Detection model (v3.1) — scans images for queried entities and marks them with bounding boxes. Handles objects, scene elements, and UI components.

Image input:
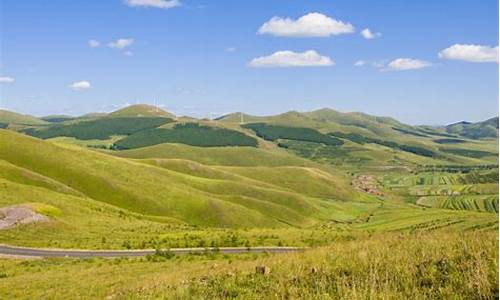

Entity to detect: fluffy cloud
[125,0,180,9]
[69,80,91,91]
[438,44,498,63]
[354,60,366,67]
[386,58,432,71]
[0,76,15,83]
[360,28,381,39]
[258,13,354,37]
[88,39,100,48]
[249,50,334,68]
[108,38,134,50]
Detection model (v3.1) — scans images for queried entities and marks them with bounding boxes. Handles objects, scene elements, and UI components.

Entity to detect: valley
[0,104,497,299]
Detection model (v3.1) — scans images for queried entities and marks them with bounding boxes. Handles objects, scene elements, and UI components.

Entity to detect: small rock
[255,265,271,275]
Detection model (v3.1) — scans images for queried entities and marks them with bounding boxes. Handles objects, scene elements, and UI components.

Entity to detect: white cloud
[108,38,134,50]
[360,28,381,39]
[225,47,237,52]
[258,12,354,37]
[438,44,499,63]
[88,39,100,48]
[354,60,366,66]
[386,58,432,71]
[125,0,180,9]
[354,60,386,68]
[69,80,91,91]
[372,61,385,69]
[0,76,15,83]
[249,50,334,68]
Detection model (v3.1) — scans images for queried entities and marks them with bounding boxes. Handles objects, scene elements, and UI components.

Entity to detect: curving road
[0,244,304,258]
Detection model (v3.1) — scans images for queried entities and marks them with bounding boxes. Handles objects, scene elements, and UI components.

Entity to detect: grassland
[0,229,497,299]
[0,105,497,299]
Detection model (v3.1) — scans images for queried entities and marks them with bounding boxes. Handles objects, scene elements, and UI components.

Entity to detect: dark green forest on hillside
[242,123,343,146]
[330,132,436,157]
[23,117,173,140]
[440,147,496,158]
[114,123,258,149]
[433,138,466,144]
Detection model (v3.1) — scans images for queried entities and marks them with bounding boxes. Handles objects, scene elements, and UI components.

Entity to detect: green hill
[112,143,313,166]
[445,117,499,139]
[114,123,258,149]
[0,129,367,231]
[109,104,176,118]
[4,106,496,170]
[0,109,48,125]
[23,117,173,140]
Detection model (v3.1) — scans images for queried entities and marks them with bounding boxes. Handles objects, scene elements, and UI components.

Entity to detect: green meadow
[0,105,497,299]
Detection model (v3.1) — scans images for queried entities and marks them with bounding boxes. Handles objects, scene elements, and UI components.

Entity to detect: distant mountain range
[0,104,497,170]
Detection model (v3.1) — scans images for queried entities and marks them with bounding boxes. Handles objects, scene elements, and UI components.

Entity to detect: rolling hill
[109,104,176,118]
[0,129,371,232]
[4,106,498,173]
[445,117,499,139]
[0,109,48,126]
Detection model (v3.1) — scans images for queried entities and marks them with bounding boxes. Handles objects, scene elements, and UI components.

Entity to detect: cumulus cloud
[249,50,334,68]
[108,38,134,50]
[386,58,432,71]
[125,0,180,9]
[360,28,381,39]
[438,44,498,63]
[0,76,15,83]
[258,12,354,37]
[354,60,366,67]
[69,80,91,91]
[88,39,100,48]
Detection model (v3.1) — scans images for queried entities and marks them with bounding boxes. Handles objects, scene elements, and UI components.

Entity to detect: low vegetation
[23,117,172,140]
[114,123,258,149]
[0,105,497,299]
[330,132,436,157]
[242,123,343,146]
[0,230,496,299]
[440,147,496,158]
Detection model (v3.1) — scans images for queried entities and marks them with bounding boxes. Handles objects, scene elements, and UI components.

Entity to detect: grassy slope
[0,229,497,299]
[0,109,48,125]
[108,104,176,118]
[0,129,370,230]
[111,143,314,166]
[218,109,499,169]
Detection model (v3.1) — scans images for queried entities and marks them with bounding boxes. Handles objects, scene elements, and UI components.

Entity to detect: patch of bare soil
[352,175,383,196]
[0,205,49,230]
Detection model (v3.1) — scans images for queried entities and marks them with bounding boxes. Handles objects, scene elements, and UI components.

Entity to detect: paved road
[0,244,304,258]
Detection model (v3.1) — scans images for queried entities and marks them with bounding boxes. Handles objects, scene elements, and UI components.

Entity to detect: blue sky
[0,0,498,125]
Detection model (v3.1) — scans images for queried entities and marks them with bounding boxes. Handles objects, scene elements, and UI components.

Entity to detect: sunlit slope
[112,143,314,166]
[0,130,366,227]
[0,178,183,249]
[108,104,176,118]
[0,109,48,125]
[219,109,498,167]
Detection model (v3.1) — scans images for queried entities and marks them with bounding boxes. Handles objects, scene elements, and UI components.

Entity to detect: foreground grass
[0,229,497,299]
